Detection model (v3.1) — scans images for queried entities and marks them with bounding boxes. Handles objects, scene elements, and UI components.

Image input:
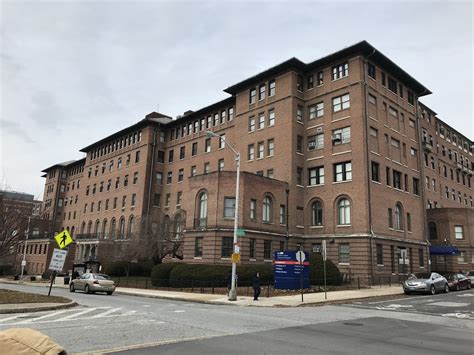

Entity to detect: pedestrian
[227,270,232,295]
[252,272,261,301]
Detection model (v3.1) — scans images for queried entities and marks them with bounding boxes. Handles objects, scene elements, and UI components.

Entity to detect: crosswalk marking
[15,310,72,324]
[55,308,97,321]
[91,308,122,318]
[0,314,26,323]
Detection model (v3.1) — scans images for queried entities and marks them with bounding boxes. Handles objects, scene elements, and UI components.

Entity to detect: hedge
[151,263,181,287]
[309,253,343,286]
[103,260,153,277]
[0,265,14,276]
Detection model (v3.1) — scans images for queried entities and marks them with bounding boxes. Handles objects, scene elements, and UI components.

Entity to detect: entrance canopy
[429,245,460,256]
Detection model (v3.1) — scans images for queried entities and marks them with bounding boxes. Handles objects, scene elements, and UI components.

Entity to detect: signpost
[322,240,327,300]
[47,248,68,296]
[296,250,305,302]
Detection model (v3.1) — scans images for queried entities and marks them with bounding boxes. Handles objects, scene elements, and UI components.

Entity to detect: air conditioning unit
[332,134,342,144]
[308,141,316,150]
[316,126,323,133]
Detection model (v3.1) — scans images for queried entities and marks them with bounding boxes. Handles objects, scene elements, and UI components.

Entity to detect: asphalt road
[0,283,473,354]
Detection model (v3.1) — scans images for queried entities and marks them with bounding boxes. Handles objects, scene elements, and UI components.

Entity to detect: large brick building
[40,41,473,283]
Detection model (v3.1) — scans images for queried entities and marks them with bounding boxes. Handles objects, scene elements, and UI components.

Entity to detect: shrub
[104,260,154,277]
[151,263,181,287]
[308,253,343,286]
[0,264,14,276]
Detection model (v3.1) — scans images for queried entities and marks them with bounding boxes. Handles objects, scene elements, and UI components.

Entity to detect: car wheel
[430,285,436,295]
[468,282,471,290]
[456,284,460,291]
[107,291,113,295]
[85,285,90,294]
[444,284,450,293]
[69,283,75,293]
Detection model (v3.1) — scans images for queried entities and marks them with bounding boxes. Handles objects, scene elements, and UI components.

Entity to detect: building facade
[40,41,473,282]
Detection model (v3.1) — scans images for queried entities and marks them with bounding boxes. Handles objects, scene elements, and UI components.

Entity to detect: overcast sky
[1,0,472,199]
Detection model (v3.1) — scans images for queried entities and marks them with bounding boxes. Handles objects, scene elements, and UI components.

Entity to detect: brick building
[40,41,473,283]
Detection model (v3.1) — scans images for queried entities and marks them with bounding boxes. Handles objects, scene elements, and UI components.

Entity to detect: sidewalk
[0,278,404,308]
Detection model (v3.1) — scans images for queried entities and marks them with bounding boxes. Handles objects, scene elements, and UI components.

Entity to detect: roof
[79,112,172,152]
[166,97,235,127]
[225,41,431,97]
[41,160,81,173]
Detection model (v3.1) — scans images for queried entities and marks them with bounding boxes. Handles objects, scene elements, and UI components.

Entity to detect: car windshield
[94,274,110,280]
[444,274,455,280]
[409,273,431,280]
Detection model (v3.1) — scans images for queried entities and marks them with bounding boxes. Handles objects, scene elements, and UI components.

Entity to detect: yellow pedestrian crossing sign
[54,230,73,249]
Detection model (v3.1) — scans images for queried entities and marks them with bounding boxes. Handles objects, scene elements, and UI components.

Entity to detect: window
[388,208,393,228]
[157,150,165,163]
[308,166,324,186]
[339,243,350,264]
[394,203,403,230]
[192,142,198,156]
[407,213,411,232]
[393,170,402,189]
[228,107,234,121]
[317,71,323,85]
[220,110,226,124]
[308,134,324,150]
[178,169,184,182]
[167,172,172,184]
[297,135,304,153]
[337,198,351,225]
[204,162,210,174]
[165,193,171,206]
[156,172,163,185]
[219,134,225,149]
[413,178,420,196]
[224,197,236,218]
[279,205,286,224]
[296,167,303,185]
[153,194,160,207]
[259,84,266,100]
[269,79,276,96]
[332,62,348,80]
[168,150,174,163]
[408,91,415,105]
[419,249,424,267]
[135,150,141,163]
[388,77,397,94]
[332,94,350,112]
[332,127,351,145]
[249,88,256,104]
[122,196,126,208]
[297,75,303,91]
[249,238,256,259]
[250,199,257,221]
[257,142,264,159]
[264,240,272,260]
[113,197,118,209]
[248,116,256,132]
[307,74,314,89]
[115,177,120,189]
[376,244,383,265]
[248,144,255,160]
[258,113,265,129]
[263,196,273,223]
[334,161,352,182]
[371,161,380,182]
[205,138,211,153]
[221,237,233,258]
[195,237,203,257]
[177,191,182,206]
[368,63,376,79]
[131,193,136,207]
[198,192,208,226]
[218,159,224,171]
[297,105,303,122]
[268,109,275,126]
[454,225,464,240]
[368,94,377,105]
[308,102,324,119]
[311,200,323,226]
[179,146,185,160]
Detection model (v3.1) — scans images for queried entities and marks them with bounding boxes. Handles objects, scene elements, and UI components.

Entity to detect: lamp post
[19,216,31,283]
[206,131,240,301]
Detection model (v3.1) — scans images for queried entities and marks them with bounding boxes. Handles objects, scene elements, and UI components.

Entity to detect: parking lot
[347,288,474,320]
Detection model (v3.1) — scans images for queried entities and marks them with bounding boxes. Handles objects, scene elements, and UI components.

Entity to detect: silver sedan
[70,273,116,295]
[403,272,449,295]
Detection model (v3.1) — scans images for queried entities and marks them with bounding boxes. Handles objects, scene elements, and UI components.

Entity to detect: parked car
[403,272,449,295]
[443,273,471,291]
[464,270,474,285]
[70,273,115,295]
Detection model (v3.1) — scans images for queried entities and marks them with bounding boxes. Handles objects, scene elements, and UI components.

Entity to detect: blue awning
[429,245,461,256]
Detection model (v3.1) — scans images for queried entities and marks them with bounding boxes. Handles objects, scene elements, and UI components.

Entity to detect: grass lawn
[0,289,70,304]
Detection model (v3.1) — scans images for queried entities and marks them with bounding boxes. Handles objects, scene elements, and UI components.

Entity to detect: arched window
[80,222,86,234]
[87,221,93,234]
[198,192,208,227]
[428,222,438,240]
[102,220,108,239]
[337,198,351,225]
[110,218,116,239]
[70,226,75,237]
[174,214,182,240]
[119,218,125,239]
[263,196,273,223]
[311,200,323,226]
[394,203,403,230]
[127,216,135,238]
[94,220,100,236]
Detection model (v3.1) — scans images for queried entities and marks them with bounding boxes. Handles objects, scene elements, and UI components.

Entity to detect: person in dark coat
[252,272,261,301]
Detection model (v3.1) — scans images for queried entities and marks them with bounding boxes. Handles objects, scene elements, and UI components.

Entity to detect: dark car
[444,273,471,291]
[465,270,474,285]
[403,272,449,295]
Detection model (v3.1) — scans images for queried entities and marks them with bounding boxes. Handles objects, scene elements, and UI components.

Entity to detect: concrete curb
[114,289,232,306]
[0,300,78,314]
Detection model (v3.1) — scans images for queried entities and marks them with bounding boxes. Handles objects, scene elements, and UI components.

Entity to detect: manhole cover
[343,322,364,326]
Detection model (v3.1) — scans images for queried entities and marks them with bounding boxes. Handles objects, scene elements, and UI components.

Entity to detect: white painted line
[457,294,474,297]
[368,296,419,304]
[15,310,72,324]
[55,308,97,321]
[91,308,122,318]
[173,310,185,313]
[427,302,469,307]
[0,315,24,323]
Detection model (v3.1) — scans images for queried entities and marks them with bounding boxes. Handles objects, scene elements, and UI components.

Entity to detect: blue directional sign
[274,251,310,290]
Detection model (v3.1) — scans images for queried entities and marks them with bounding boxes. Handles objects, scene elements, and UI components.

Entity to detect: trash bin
[63,277,70,285]
[30,276,36,281]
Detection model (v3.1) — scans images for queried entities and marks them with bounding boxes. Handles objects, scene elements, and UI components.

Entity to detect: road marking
[173,310,185,313]
[441,312,473,319]
[457,294,474,297]
[142,305,151,308]
[55,308,97,321]
[427,302,469,307]
[368,296,420,304]
[91,308,122,318]
[0,315,25,323]
[14,310,73,324]
[376,304,413,310]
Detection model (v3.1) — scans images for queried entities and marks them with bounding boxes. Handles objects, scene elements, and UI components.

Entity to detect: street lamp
[19,216,31,283]
[206,131,240,301]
